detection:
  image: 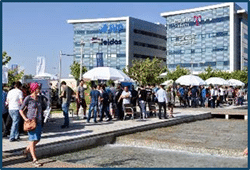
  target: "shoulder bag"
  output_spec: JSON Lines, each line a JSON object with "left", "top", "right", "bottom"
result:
{"left": 23, "top": 106, "right": 38, "bottom": 132}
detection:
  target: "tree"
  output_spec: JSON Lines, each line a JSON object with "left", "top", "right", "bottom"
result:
{"left": 123, "top": 57, "right": 167, "bottom": 85}
{"left": 2, "top": 52, "right": 24, "bottom": 86}
{"left": 70, "top": 61, "right": 88, "bottom": 81}
{"left": 2, "top": 51, "right": 11, "bottom": 66}
{"left": 198, "top": 66, "right": 216, "bottom": 80}
{"left": 165, "top": 65, "right": 191, "bottom": 81}
{"left": 231, "top": 67, "right": 248, "bottom": 84}
{"left": 7, "top": 69, "right": 24, "bottom": 87}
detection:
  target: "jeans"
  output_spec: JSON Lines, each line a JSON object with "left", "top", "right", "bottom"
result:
{"left": 211, "top": 96, "right": 216, "bottom": 108}
{"left": 100, "top": 104, "right": 111, "bottom": 121}
{"left": 238, "top": 97, "right": 243, "bottom": 105}
{"left": 9, "top": 110, "right": 20, "bottom": 140}
{"left": 139, "top": 100, "right": 146, "bottom": 119}
{"left": 201, "top": 97, "right": 206, "bottom": 107}
{"left": 88, "top": 103, "right": 98, "bottom": 122}
{"left": 62, "top": 103, "right": 70, "bottom": 126}
{"left": 191, "top": 97, "right": 197, "bottom": 107}
{"left": 158, "top": 102, "right": 166, "bottom": 118}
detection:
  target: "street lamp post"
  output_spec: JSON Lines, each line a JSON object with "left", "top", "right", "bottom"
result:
{"left": 58, "top": 51, "right": 74, "bottom": 100}
{"left": 80, "top": 41, "right": 85, "bottom": 80}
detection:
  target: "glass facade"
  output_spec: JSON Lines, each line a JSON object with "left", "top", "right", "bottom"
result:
{"left": 165, "top": 6, "right": 230, "bottom": 72}
{"left": 73, "top": 21, "right": 127, "bottom": 70}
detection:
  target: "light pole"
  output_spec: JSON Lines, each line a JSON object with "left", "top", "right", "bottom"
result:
{"left": 58, "top": 51, "right": 74, "bottom": 99}
{"left": 80, "top": 41, "right": 85, "bottom": 80}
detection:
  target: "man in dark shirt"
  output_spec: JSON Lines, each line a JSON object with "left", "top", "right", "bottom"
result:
{"left": 99, "top": 85, "right": 112, "bottom": 122}
{"left": 60, "top": 81, "right": 74, "bottom": 128}
{"left": 114, "top": 84, "right": 124, "bottom": 120}
{"left": 130, "top": 85, "right": 138, "bottom": 113}
{"left": 191, "top": 86, "right": 198, "bottom": 108}
{"left": 87, "top": 84, "right": 100, "bottom": 123}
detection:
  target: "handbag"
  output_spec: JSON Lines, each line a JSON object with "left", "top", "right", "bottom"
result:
{"left": 23, "top": 107, "right": 38, "bottom": 132}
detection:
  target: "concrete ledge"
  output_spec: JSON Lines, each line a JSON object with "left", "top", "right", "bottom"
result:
{"left": 3, "top": 112, "right": 211, "bottom": 165}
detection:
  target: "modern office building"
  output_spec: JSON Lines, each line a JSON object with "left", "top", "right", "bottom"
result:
{"left": 161, "top": 2, "right": 248, "bottom": 73}
{"left": 67, "top": 17, "right": 166, "bottom": 70}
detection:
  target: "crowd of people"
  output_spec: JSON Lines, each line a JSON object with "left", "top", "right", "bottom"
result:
{"left": 2, "top": 80, "right": 247, "bottom": 167}
{"left": 176, "top": 85, "right": 246, "bottom": 108}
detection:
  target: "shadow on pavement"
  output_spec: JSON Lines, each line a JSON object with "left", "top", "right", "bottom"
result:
{"left": 64, "top": 156, "right": 96, "bottom": 163}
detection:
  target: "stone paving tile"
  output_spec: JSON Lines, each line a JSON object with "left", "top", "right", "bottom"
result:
{"left": 2, "top": 111, "right": 209, "bottom": 152}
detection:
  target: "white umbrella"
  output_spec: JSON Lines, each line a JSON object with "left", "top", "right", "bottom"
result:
{"left": 205, "top": 77, "right": 229, "bottom": 86}
{"left": 176, "top": 75, "right": 205, "bottom": 86}
{"left": 161, "top": 80, "right": 174, "bottom": 86}
{"left": 158, "top": 72, "right": 168, "bottom": 78}
{"left": 227, "top": 79, "right": 245, "bottom": 86}
{"left": 83, "top": 67, "right": 132, "bottom": 81}
{"left": 34, "top": 73, "right": 58, "bottom": 80}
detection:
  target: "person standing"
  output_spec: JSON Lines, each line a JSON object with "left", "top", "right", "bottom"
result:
{"left": 138, "top": 86, "right": 147, "bottom": 119}
{"left": 87, "top": 84, "right": 100, "bottom": 123}
{"left": 114, "top": 84, "right": 124, "bottom": 120}
{"left": 2, "top": 85, "right": 11, "bottom": 138}
{"left": 166, "top": 86, "right": 174, "bottom": 118}
{"left": 19, "top": 82, "right": 43, "bottom": 167}
{"left": 76, "top": 79, "right": 87, "bottom": 119}
{"left": 156, "top": 85, "right": 168, "bottom": 119}
{"left": 119, "top": 86, "right": 132, "bottom": 112}
{"left": 210, "top": 86, "right": 216, "bottom": 108}
{"left": 201, "top": 86, "right": 207, "bottom": 107}
{"left": 130, "top": 85, "right": 138, "bottom": 113}
{"left": 109, "top": 83, "right": 116, "bottom": 118}
{"left": 6, "top": 81, "right": 23, "bottom": 142}
{"left": 59, "top": 81, "right": 74, "bottom": 128}
{"left": 99, "top": 85, "right": 112, "bottom": 122}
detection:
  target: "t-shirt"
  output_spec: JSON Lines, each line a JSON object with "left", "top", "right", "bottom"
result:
{"left": 77, "top": 86, "right": 86, "bottom": 99}
{"left": 138, "top": 89, "right": 147, "bottom": 101}
{"left": 121, "top": 91, "right": 132, "bottom": 104}
{"left": 90, "top": 90, "right": 100, "bottom": 105}
{"left": 62, "top": 86, "right": 73, "bottom": 104}
{"left": 20, "top": 95, "right": 43, "bottom": 123}
{"left": 7, "top": 88, "right": 23, "bottom": 110}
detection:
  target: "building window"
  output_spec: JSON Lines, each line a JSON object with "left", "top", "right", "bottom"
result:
{"left": 244, "top": 34, "right": 248, "bottom": 40}
{"left": 244, "top": 48, "right": 248, "bottom": 54}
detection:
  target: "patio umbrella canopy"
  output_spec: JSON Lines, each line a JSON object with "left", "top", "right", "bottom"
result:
{"left": 161, "top": 80, "right": 174, "bottom": 86}
{"left": 83, "top": 67, "right": 132, "bottom": 81}
{"left": 205, "top": 77, "right": 229, "bottom": 86}
{"left": 176, "top": 75, "right": 205, "bottom": 86}
{"left": 227, "top": 79, "right": 245, "bottom": 86}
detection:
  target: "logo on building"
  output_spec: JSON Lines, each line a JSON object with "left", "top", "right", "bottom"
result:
{"left": 99, "top": 24, "right": 124, "bottom": 33}
{"left": 194, "top": 15, "right": 202, "bottom": 26}
{"left": 101, "top": 38, "right": 122, "bottom": 45}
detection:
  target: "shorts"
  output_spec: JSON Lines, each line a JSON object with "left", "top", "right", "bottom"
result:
{"left": 77, "top": 98, "right": 87, "bottom": 109}
{"left": 28, "top": 123, "right": 42, "bottom": 141}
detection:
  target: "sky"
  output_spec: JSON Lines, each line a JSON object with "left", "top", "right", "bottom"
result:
{"left": 3, "top": 2, "right": 248, "bottom": 78}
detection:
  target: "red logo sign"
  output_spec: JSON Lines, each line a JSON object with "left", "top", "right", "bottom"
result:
{"left": 194, "top": 16, "right": 202, "bottom": 26}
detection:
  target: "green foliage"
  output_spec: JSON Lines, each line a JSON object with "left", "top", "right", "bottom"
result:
{"left": 2, "top": 51, "right": 11, "bottom": 66}
{"left": 7, "top": 69, "right": 24, "bottom": 87}
{"left": 70, "top": 61, "right": 88, "bottom": 81}
{"left": 165, "top": 65, "right": 191, "bottom": 81}
{"left": 2, "top": 51, "right": 24, "bottom": 86}
{"left": 123, "top": 57, "right": 167, "bottom": 85}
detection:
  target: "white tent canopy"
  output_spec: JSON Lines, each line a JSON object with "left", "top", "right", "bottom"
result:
{"left": 83, "top": 67, "right": 133, "bottom": 82}
{"left": 161, "top": 80, "right": 174, "bottom": 86}
{"left": 159, "top": 72, "right": 168, "bottom": 78}
{"left": 34, "top": 72, "right": 58, "bottom": 80}
{"left": 205, "top": 77, "right": 229, "bottom": 86}
{"left": 227, "top": 79, "right": 245, "bottom": 86}
{"left": 176, "top": 75, "right": 205, "bottom": 86}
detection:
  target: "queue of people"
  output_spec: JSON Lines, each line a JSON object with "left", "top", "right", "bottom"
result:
{"left": 176, "top": 85, "right": 246, "bottom": 108}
